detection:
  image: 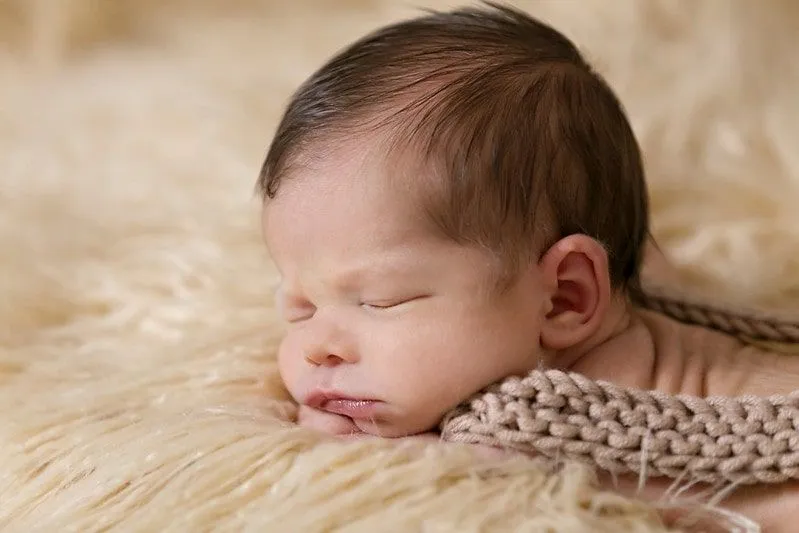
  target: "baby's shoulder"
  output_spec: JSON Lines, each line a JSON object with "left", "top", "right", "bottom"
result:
{"left": 633, "top": 306, "right": 743, "bottom": 352}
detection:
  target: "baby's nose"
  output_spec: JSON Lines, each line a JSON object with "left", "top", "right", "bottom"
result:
{"left": 300, "top": 314, "right": 356, "bottom": 366}
{"left": 304, "top": 341, "right": 358, "bottom": 366}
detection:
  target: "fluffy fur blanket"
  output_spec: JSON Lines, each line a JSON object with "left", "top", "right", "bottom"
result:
{"left": 1, "top": 1, "right": 798, "bottom": 531}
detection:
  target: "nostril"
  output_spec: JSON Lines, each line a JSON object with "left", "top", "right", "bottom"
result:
{"left": 306, "top": 352, "right": 345, "bottom": 367}
{"left": 319, "top": 354, "right": 344, "bottom": 367}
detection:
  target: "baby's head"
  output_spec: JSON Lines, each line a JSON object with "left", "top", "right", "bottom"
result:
{"left": 259, "top": 3, "right": 649, "bottom": 437}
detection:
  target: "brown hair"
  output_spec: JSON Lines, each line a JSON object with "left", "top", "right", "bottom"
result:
{"left": 258, "top": 2, "right": 649, "bottom": 292}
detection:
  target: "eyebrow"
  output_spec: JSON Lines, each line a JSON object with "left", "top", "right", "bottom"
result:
{"left": 328, "top": 255, "right": 424, "bottom": 292}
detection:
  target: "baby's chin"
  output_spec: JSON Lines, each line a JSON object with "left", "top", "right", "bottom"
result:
{"left": 350, "top": 407, "right": 443, "bottom": 438}
{"left": 352, "top": 418, "right": 429, "bottom": 439}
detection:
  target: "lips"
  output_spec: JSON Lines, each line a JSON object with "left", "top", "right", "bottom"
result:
{"left": 305, "top": 391, "right": 383, "bottom": 420}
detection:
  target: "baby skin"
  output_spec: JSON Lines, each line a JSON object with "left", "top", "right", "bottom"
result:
{"left": 264, "top": 138, "right": 799, "bottom": 436}
{"left": 263, "top": 139, "right": 799, "bottom": 531}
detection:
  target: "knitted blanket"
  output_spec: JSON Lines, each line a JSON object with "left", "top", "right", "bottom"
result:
{"left": 442, "top": 284, "right": 799, "bottom": 485}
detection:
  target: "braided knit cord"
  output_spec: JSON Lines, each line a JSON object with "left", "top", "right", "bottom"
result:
{"left": 440, "top": 285, "right": 799, "bottom": 485}
{"left": 634, "top": 284, "right": 799, "bottom": 344}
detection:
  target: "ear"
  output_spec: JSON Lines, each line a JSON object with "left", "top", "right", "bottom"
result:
{"left": 538, "top": 235, "right": 612, "bottom": 351}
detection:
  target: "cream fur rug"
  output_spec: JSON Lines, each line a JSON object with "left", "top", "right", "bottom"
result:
{"left": 2, "top": 1, "right": 798, "bottom": 531}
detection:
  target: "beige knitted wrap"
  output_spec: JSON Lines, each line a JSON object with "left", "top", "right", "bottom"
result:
{"left": 440, "top": 285, "right": 799, "bottom": 486}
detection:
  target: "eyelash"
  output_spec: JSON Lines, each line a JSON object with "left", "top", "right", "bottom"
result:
{"left": 360, "top": 295, "right": 427, "bottom": 310}
{"left": 360, "top": 301, "right": 399, "bottom": 310}
{"left": 285, "top": 312, "right": 314, "bottom": 324}
{"left": 278, "top": 297, "right": 315, "bottom": 324}
{"left": 280, "top": 295, "right": 428, "bottom": 323}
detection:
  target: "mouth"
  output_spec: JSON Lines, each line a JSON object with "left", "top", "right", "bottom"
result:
{"left": 305, "top": 390, "right": 383, "bottom": 420}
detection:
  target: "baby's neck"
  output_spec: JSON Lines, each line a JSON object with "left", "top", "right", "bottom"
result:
{"left": 561, "top": 304, "right": 799, "bottom": 398}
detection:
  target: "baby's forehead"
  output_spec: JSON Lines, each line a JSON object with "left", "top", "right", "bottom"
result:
{"left": 286, "top": 127, "right": 442, "bottom": 199}
{"left": 265, "top": 135, "right": 438, "bottom": 224}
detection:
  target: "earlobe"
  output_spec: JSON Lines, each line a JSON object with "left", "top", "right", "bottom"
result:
{"left": 539, "top": 236, "right": 611, "bottom": 351}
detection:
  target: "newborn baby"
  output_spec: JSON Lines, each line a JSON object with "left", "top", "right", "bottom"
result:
{"left": 259, "top": 3, "right": 799, "bottom": 439}
{"left": 259, "top": 4, "right": 799, "bottom": 528}
{"left": 261, "top": 2, "right": 648, "bottom": 437}
{"left": 259, "top": 0, "right": 797, "bottom": 454}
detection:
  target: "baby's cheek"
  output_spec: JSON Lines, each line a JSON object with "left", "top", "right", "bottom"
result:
{"left": 276, "top": 336, "right": 305, "bottom": 401}
{"left": 391, "top": 368, "right": 470, "bottom": 433}
{"left": 368, "top": 320, "right": 483, "bottom": 434}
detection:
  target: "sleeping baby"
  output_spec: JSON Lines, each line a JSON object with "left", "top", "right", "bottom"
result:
{"left": 257, "top": 2, "right": 799, "bottom": 529}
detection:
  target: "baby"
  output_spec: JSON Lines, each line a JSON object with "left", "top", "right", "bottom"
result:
{"left": 258, "top": 3, "right": 799, "bottom": 528}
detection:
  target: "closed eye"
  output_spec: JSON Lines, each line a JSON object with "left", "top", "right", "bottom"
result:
{"left": 275, "top": 289, "right": 316, "bottom": 324}
{"left": 284, "top": 311, "right": 315, "bottom": 324}
{"left": 281, "top": 304, "right": 315, "bottom": 323}
{"left": 361, "top": 302, "right": 397, "bottom": 310}
{"left": 360, "top": 295, "right": 430, "bottom": 310}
